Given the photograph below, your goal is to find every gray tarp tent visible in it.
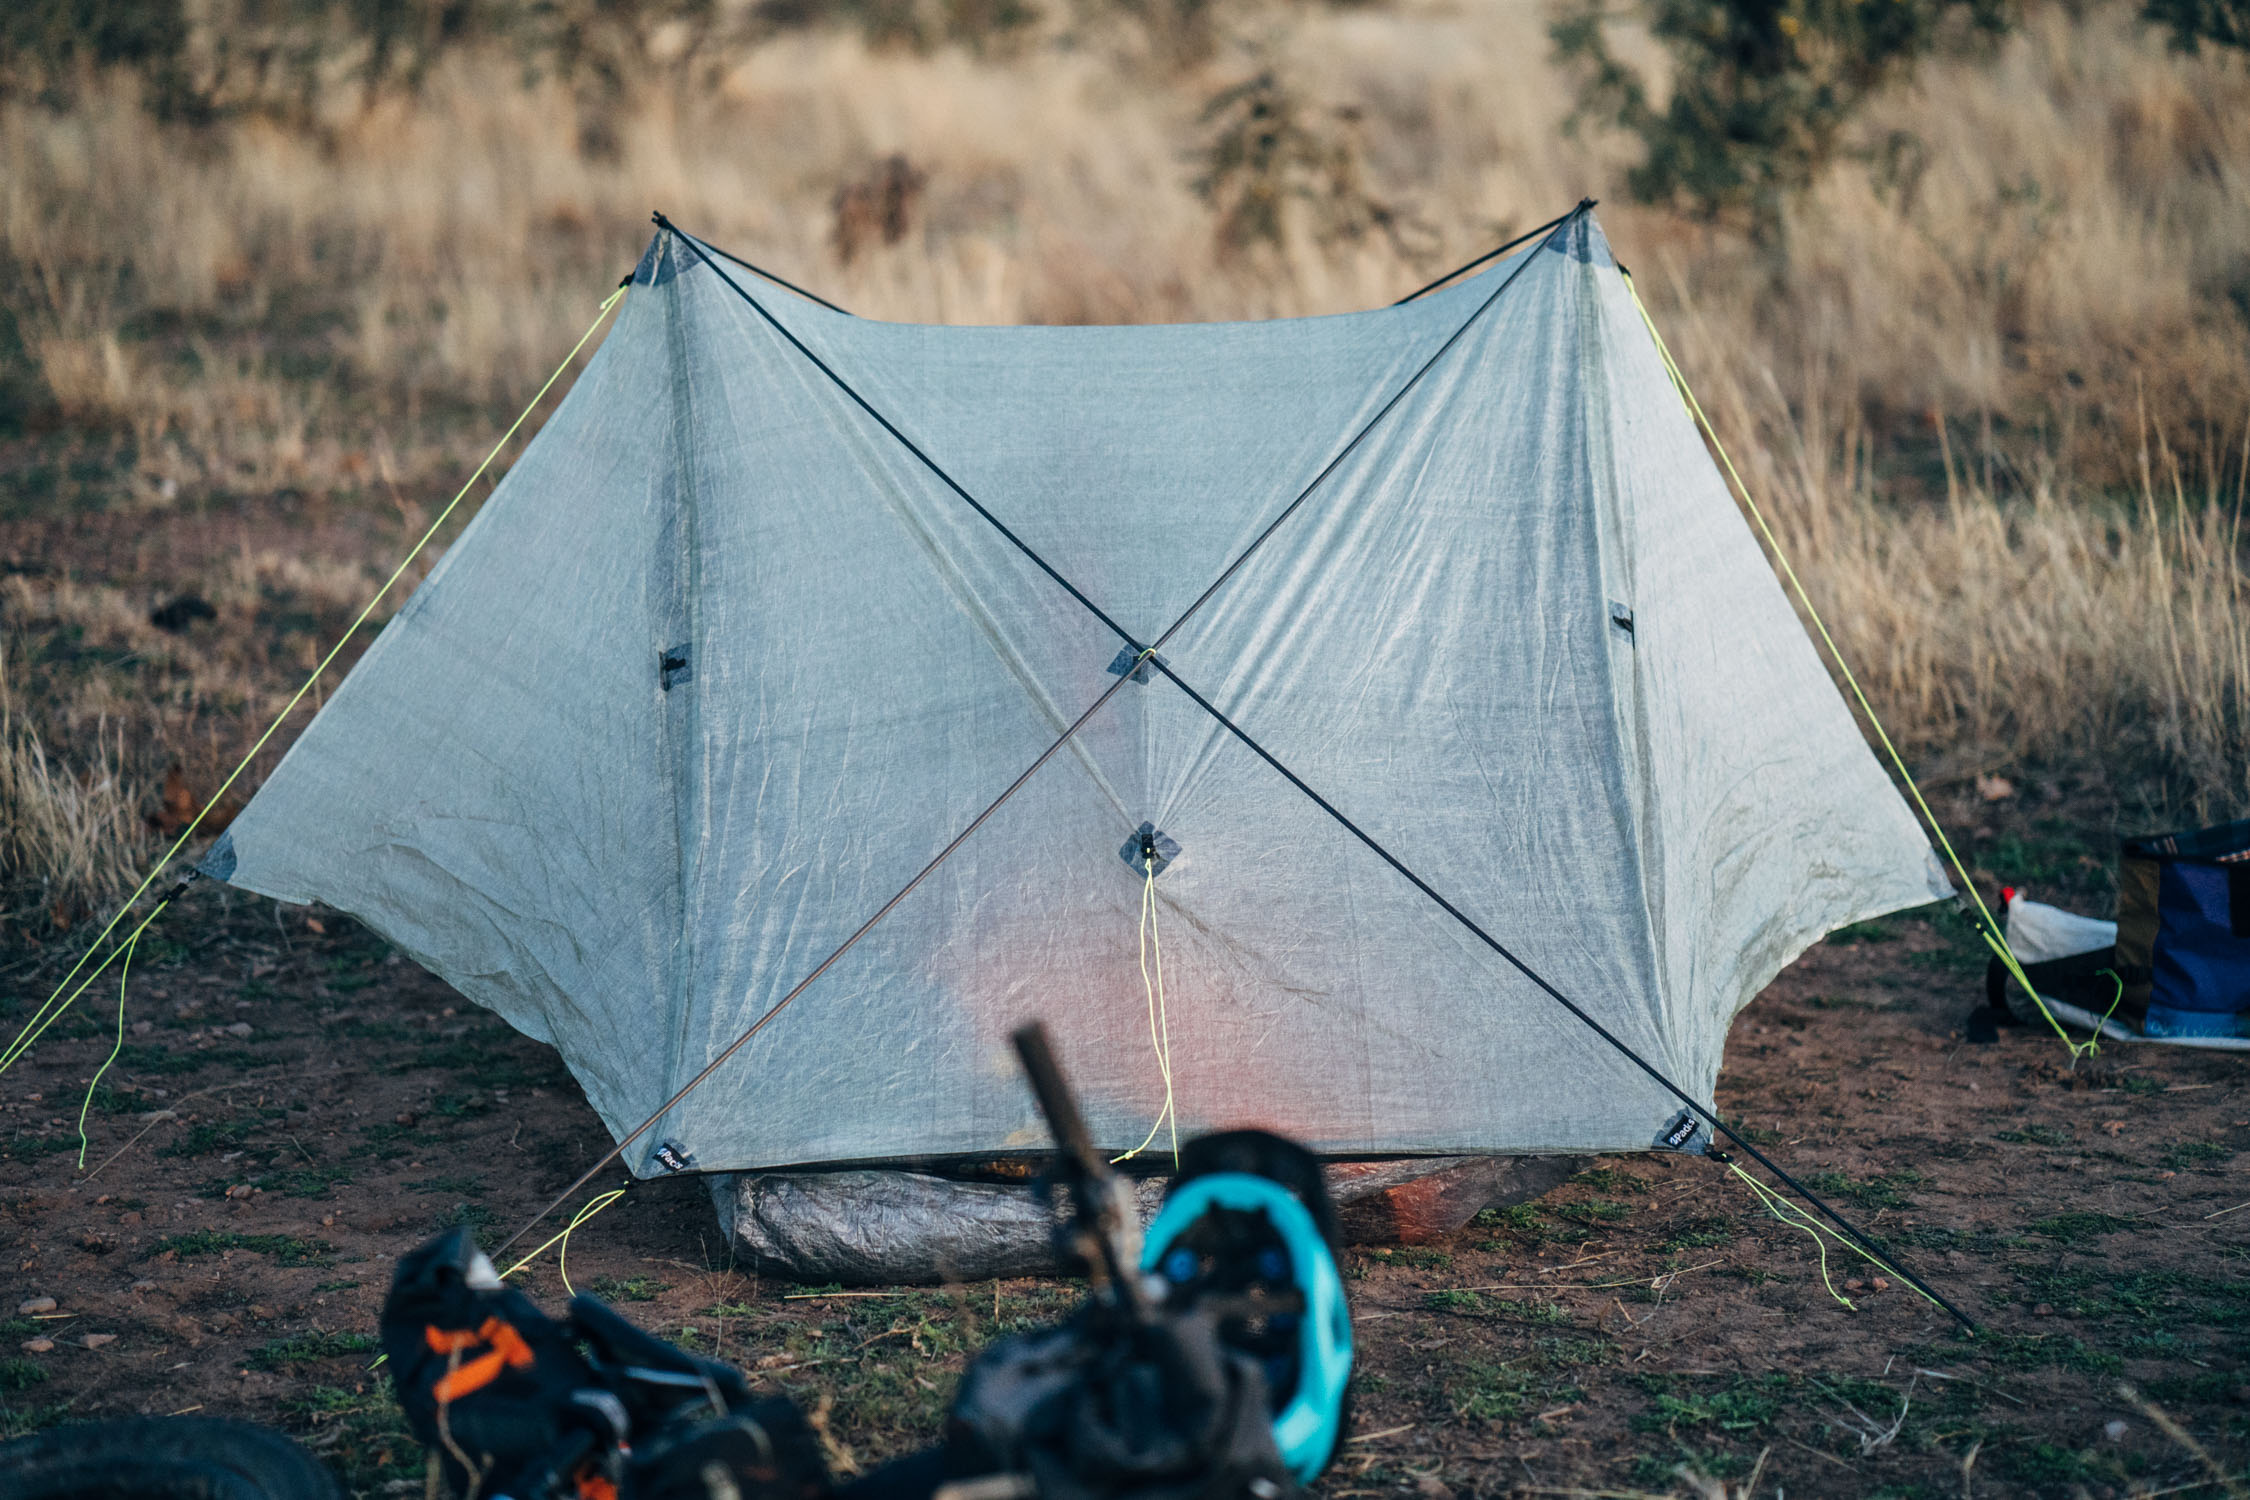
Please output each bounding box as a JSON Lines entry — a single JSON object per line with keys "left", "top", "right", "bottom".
{"left": 199, "top": 210, "right": 1948, "bottom": 1183}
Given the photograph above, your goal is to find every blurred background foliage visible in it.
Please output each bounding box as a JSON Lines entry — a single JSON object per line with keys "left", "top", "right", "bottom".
{"left": 0, "top": 0, "right": 2246, "bottom": 928}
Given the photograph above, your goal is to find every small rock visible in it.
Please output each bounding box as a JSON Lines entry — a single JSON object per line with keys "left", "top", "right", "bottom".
{"left": 1870, "top": 1276, "right": 1891, "bottom": 1292}
{"left": 2034, "top": 1303, "right": 2055, "bottom": 1316}
{"left": 130, "top": 1020, "right": 154, "bottom": 1036}
{"left": 395, "top": 1112, "right": 417, "bottom": 1127}
{"left": 1843, "top": 1278, "right": 1866, "bottom": 1292}
{"left": 81, "top": 1333, "right": 116, "bottom": 1350}
{"left": 2103, "top": 1120, "right": 2126, "bottom": 1136}
{"left": 129, "top": 1280, "right": 157, "bottom": 1293}
{"left": 2104, "top": 1419, "right": 2129, "bottom": 1441}
{"left": 1975, "top": 774, "right": 2017, "bottom": 802}
{"left": 18, "top": 1296, "right": 56, "bottom": 1315}
{"left": 224, "top": 1184, "right": 255, "bottom": 1200}
{"left": 21, "top": 1338, "right": 53, "bottom": 1354}
{"left": 1414, "top": 1476, "right": 1456, "bottom": 1500}
{"left": 225, "top": 1022, "right": 253, "bottom": 1038}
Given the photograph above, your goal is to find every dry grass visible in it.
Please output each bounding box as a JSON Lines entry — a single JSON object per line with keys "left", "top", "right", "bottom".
{"left": 0, "top": 642, "right": 149, "bottom": 926}
{"left": 1, "top": 0, "right": 2246, "bottom": 916}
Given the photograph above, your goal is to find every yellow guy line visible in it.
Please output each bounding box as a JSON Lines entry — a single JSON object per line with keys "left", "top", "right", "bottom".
{"left": 74, "top": 926, "right": 143, "bottom": 1168}
{"left": 1620, "top": 271, "right": 2090, "bottom": 1061}
{"left": 1728, "top": 1161, "right": 1937, "bottom": 1314}
{"left": 3, "top": 284, "right": 628, "bottom": 1079}
{"left": 502, "top": 1187, "right": 628, "bottom": 1296}
{"left": 1113, "top": 857, "right": 1179, "bottom": 1168}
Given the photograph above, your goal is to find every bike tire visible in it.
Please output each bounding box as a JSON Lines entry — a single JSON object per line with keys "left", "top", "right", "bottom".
{"left": 0, "top": 1416, "right": 345, "bottom": 1500}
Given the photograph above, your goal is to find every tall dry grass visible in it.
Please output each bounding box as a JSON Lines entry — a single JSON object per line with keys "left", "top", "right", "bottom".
{"left": 1, "top": 0, "right": 2245, "bottom": 921}
{"left": 0, "top": 644, "right": 149, "bottom": 923}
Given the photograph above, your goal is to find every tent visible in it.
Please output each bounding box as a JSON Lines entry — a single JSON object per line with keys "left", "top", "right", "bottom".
{"left": 194, "top": 208, "right": 1950, "bottom": 1202}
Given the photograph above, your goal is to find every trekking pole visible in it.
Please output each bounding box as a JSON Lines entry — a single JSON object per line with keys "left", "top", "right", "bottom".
{"left": 1012, "top": 1023, "right": 1149, "bottom": 1322}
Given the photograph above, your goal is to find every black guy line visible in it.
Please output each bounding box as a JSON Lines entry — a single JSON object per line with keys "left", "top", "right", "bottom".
{"left": 656, "top": 216, "right": 855, "bottom": 316}
{"left": 1391, "top": 202, "right": 1590, "bottom": 306}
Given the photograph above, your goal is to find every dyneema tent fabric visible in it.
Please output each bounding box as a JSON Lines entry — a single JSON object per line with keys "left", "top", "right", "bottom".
{"left": 200, "top": 212, "right": 1950, "bottom": 1174}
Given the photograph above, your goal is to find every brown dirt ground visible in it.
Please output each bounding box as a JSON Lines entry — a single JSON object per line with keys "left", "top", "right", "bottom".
{"left": 2, "top": 500, "right": 2246, "bottom": 1499}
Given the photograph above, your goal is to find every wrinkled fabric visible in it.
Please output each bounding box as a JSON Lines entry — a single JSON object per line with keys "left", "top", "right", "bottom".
{"left": 209, "top": 213, "right": 1949, "bottom": 1173}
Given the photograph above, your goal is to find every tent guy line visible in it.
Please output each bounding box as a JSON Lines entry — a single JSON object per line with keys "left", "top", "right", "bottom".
{"left": 498, "top": 211, "right": 1974, "bottom": 1331}
{"left": 1389, "top": 207, "right": 1587, "bottom": 306}
{"left": 667, "top": 230, "right": 855, "bottom": 316}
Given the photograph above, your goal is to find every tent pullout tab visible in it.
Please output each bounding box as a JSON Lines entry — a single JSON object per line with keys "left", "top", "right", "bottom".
{"left": 1106, "top": 646, "right": 1167, "bottom": 683}
{"left": 1121, "top": 823, "right": 1180, "bottom": 879}
{"left": 1653, "top": 1109, "right": 1702, "bottom": 1152}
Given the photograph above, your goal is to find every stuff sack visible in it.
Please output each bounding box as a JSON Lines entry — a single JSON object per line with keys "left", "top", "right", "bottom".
{"left": 2118, "top": 818, "right": 2250, "bottom": 1039}
{"left": 1986, "top": 817, "right": 2250, "bottom": 1049}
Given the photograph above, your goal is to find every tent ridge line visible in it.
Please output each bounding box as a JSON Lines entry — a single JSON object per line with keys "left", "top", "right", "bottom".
{"left": 1390, "top": 199, "right": 1593, "bottom": 306}
{"left": 651, "top": 227, "right": 715, "bottom": 1170}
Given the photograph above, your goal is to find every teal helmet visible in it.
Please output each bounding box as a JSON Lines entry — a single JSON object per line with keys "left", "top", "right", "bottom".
{"left": 1140, "top": 1132, "right": 1353, "bottom": 1483}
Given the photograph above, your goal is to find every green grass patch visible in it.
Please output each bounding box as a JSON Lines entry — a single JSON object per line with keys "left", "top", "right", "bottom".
{"left": 157, "top": 1116, "right": 263, "bottom": 1157}
{"left": 1805, "top": 1169, "right": 1924, "bottom": 1210}
{"left": 278, "top": 1383, "right": 418, "bottom": 1493}
{"left": 1553, "top": 1198, "right": 1630, "bottom": 1226}
{"left": 1995, "top": 1123, "right": 2073, "bottom": 1146}
{"left": 248, "top": 1330, "right": 379, "bottom": 1369}
{"left": 1989, "top": 1439, "right": 2117, "bottom": 1488}
{"left": 274, "top": 1165, "right": 354, "bottom": 1197}
{"left": 350, "top": 1122, "right": 438, "bottom": 1160}
{"left": 1472, "top": 1203, "right": 1555, "bottom": 1244}
{"left": 0, "top": 1358, "right": 48, "bottom": 1393}
{"left": 144, "top": 1230, "right": 335, "bottom": 1266}
{"left": 2027, "top": 1211, "right": 2140, "bottom": 1242}
{"left": 3, "top": 1133, "right": 81, "bottom": 1160}
{"left": 1968, "top": 1331, "right": 2123, "bottom": 1375}
{"left": 1828, "top": 919, "right": 1898, "bottom": 944}
{"left": 407, "top": 1174, "right": 485, "bottom": 1195}
{"left": 116, "top": 1044, "right": 262, "bottom": 1076}
{"left": 427, "top": 1201, "right": 494, "bottom": 1233}
{"left": 1422, "top": 1290, "right": 1571, "bottom": 1325}
{"left": 1362, "top": 1246, "right": 1454, "bottom": 1270}
{"left": 1661, "top": 1217, "right": 1734, "bottom": 1253}
{"left": 2160, "top": 1140, "right": 2232, "bottom": 1171}
{"left": 1629, "top": 1374, "right": 1790, "bottom": 1435}
{"left": 589, "top": 1276, "right": 666, "bottom": 1303}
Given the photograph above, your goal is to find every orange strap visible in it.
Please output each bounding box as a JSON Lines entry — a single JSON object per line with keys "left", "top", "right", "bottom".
{"left": 425, "top": 1316, "right": 537, "bottom": 1403}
